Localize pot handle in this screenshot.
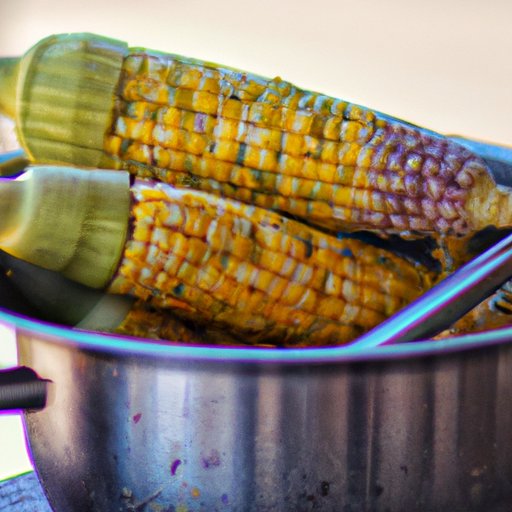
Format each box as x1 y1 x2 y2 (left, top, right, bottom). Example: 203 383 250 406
0 366 50 411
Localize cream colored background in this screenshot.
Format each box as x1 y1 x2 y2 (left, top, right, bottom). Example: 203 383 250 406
0 0 511 481
1 0 512 144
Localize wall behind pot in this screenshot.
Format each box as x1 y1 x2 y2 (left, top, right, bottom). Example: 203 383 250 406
0 0 511 145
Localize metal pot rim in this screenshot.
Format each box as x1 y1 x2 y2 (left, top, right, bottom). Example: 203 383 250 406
3 306 512 365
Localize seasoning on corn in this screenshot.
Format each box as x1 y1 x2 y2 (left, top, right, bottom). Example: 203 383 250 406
1 33 511 238
0 165 434 346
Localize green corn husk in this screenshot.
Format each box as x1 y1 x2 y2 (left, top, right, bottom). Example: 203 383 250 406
0 165 130 287
0 33 126 168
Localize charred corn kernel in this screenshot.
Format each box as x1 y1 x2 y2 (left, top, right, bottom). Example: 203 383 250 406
3 34 511 238
107 179 434 346
115 300 244 345
3 163 427 347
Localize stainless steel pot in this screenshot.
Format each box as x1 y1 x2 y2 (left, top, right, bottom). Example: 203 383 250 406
3 283 512 511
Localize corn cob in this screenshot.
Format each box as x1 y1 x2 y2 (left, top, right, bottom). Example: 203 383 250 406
0 165 434 346
107 177 435 345
1 33 511 237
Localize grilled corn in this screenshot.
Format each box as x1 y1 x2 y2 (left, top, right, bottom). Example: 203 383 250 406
1 33 511 237
0 165 434 345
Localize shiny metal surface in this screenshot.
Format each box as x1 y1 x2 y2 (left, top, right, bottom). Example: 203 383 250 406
0 306 510 511
351 232 512 348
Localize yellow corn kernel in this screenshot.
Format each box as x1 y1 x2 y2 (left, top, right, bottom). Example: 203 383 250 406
5 33 493 237
107 180 434 346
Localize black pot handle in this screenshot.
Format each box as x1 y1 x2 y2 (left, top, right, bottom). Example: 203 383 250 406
0 366 50 411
